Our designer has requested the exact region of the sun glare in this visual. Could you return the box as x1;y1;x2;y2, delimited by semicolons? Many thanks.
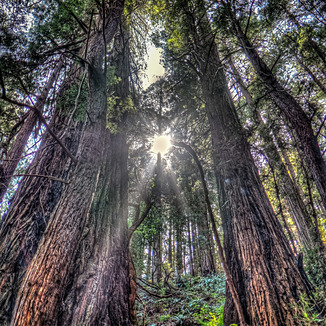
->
151;135;171;155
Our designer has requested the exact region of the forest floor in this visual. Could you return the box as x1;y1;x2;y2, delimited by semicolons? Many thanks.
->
136;273;226;326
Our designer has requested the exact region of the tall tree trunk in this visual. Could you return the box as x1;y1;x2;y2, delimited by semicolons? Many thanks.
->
146;244;152;280
197;210;216;276
0;57;64;202
173;141;246;325
5;1;128;325
228;6;326;209
187;219;195;276
0;96;82;326
168;219;173;267
61;23;132;325
167;171;184;276
61;131;131;325
182;2;314;324
229;57;319;253
152;152;163;283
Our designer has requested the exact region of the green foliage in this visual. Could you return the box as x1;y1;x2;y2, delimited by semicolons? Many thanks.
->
137;274;226;325
304;247;326;291
292;293;326;326
57;82;88;121
106;95;136;133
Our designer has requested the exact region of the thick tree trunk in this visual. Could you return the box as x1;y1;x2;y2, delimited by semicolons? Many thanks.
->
61;132;131;326
10;67;108;326
61;25;132;325
230;11;326;209
3;1;128;325
183;3;314;324
0;105;82;326
229;57;319;252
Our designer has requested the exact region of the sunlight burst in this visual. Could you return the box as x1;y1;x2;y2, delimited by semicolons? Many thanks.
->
151;135;171;155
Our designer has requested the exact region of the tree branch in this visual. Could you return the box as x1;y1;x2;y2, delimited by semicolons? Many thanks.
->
128;199;153;242
136;281;173;298
0;94;77;163
3;174;69;184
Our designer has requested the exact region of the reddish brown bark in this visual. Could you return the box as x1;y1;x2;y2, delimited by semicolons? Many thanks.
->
0;57;64;202
181;2;314;324
4;2;129;325
229;57;320;253
228;6;326;210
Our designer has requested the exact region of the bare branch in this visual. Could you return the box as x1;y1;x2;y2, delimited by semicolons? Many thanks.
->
128;200;153;242
3;174;69;184
136;281;173;299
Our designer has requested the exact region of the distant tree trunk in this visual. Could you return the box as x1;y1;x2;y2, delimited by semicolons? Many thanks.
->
197;210;216;276
228;6;326;209
191;220;200;275
187;219;195;276
167;171;184;276
153;233;163;283
168;219;173;267
153;153;163;283
0;57;64;202
146;244;152;280
183;2;314;324
175;221;183;275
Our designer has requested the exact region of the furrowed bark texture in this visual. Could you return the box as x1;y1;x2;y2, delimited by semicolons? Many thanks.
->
61;25;132;325
0;57;64;202
183;2;313;325
62;132;131;326
230;10;326;209
229;58;321;253
10;71;107;326
0;108;82;326
7;1;126;325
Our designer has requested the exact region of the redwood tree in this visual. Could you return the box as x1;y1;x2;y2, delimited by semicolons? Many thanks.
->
223;0;326;210
162;1;315;324
0;1;133;325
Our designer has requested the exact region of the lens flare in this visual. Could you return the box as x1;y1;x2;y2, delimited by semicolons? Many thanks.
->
151;135;171;155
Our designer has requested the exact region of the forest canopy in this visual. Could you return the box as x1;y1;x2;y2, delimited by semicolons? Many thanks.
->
0;0;326;325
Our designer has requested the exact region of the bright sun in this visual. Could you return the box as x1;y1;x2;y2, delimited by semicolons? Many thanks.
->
151;135;171;155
